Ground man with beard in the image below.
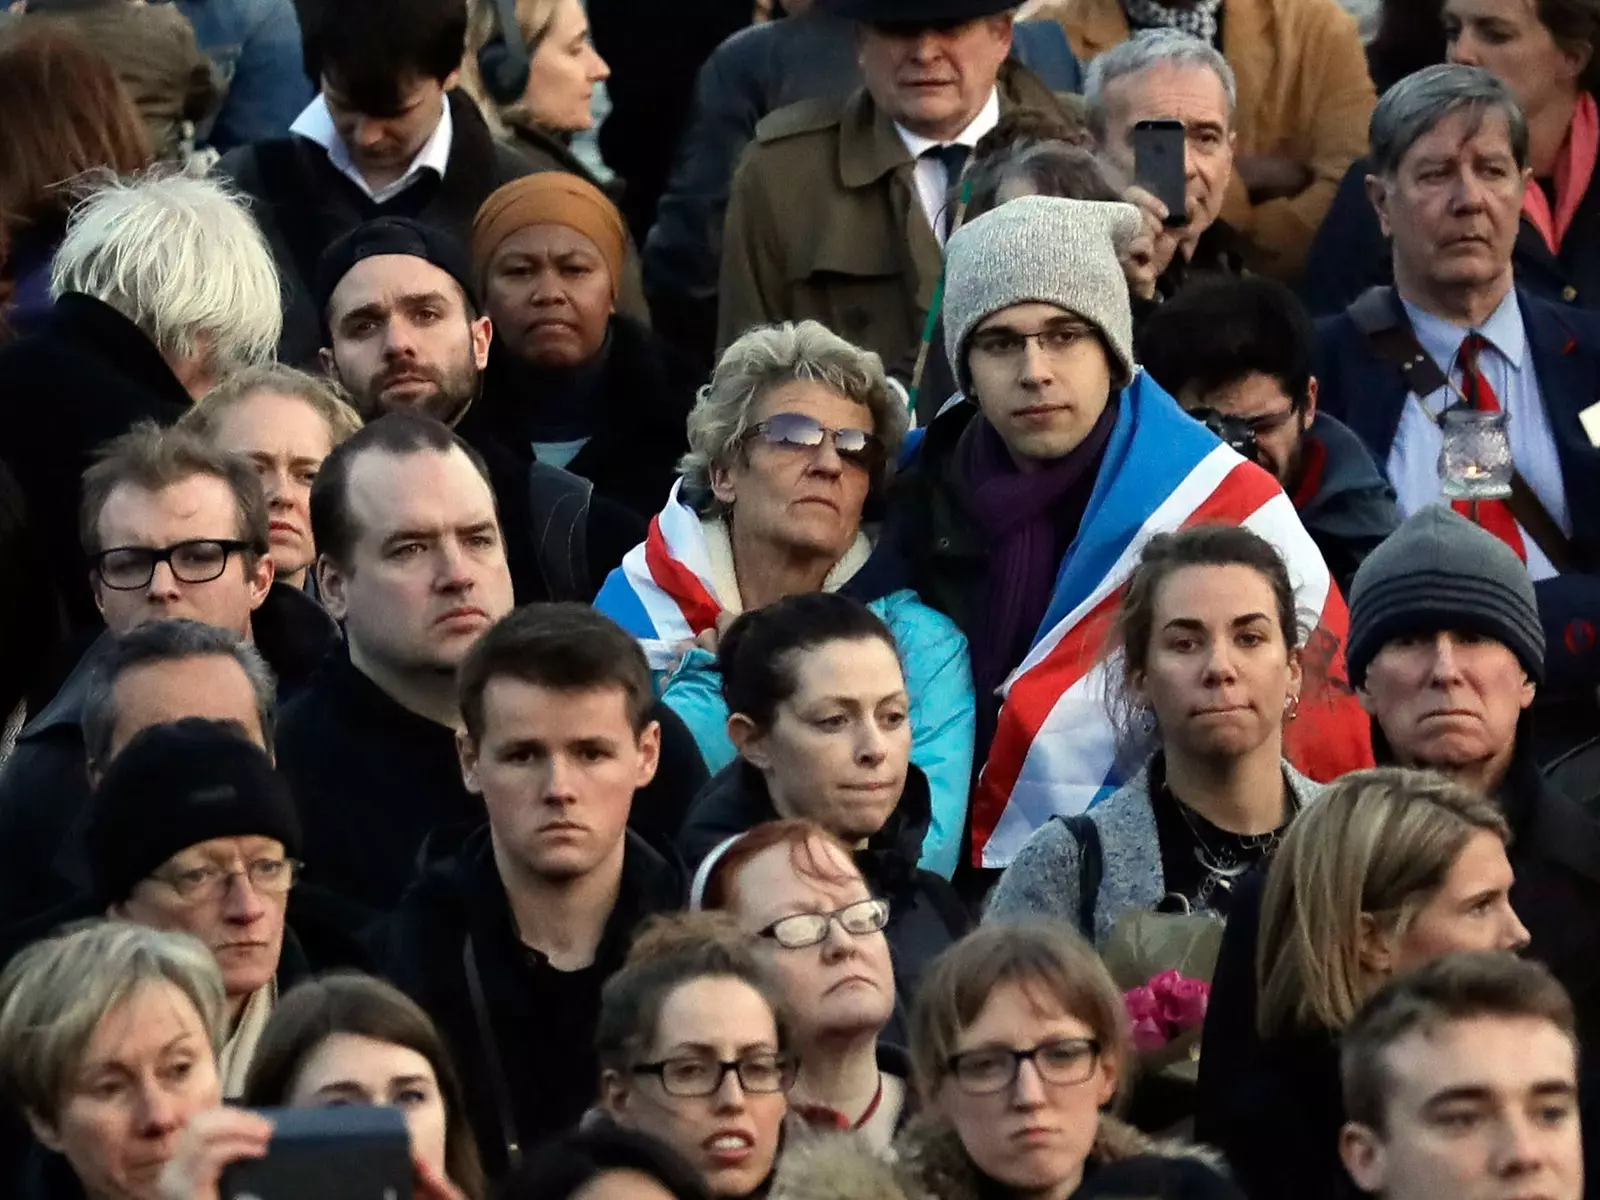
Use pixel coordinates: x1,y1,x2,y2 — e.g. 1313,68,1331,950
315,217,646,603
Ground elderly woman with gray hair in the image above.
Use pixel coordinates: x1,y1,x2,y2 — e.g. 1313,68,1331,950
0,921,227,1200
596,320,976,878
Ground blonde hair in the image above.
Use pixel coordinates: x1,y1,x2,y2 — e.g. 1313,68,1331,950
1256,767,1512,1039
682,321,909,518
461,0,567,139
909,920,1129,1109
50,170,282,377
183,364,364,447
0,921,225,1122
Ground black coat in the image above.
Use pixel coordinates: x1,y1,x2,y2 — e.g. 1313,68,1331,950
0,293,192,702
1301,155,1600,318
678,760,970,1043
276,645,707,916
1292,413,1400,598
218,90,536,367
371,825,686,1179
466,315,700,520
0,583,338,929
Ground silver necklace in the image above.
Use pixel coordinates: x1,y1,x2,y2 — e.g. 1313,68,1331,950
1170,791,1289,906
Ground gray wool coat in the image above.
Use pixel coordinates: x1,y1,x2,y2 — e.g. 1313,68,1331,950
984,759,1325,948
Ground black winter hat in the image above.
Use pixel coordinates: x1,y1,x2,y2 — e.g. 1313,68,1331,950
1346,505,1545,689
87,718,303,905
315,216,477,319
815,0,1019,24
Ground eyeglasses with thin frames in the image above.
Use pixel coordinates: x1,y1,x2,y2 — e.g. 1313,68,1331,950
92,539,258,591
968,321,1098,360
756,897,891,950
742,412,885,474
945,1037,1102,1096
631,1053,796,1098
149,858,302,904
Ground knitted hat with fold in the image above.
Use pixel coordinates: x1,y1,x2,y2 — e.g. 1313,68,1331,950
942,195,1143,394
1347,504,1545,688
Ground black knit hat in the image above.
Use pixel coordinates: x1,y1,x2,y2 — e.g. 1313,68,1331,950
815,0,1018,21
314,216,477,319
1347,505,1545,689
87,719,303,905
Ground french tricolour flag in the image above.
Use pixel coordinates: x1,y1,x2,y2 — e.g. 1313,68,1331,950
971,373,1373,868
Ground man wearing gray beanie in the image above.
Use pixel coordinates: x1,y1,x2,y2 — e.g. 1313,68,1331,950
872,194,1373,885
1347,504,1600,1044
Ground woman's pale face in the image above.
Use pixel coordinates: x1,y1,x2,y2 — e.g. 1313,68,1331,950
1132,564,1301,763
1374,830,1531,978
206,392,335,586
521,0,611,133
736,637,911,841
606,976,787,1198
1444,0,1590,122
729,839,896,1045
709,380,876,569
32,980,222,1200
285,1032,449,1181
935,981,1117,1199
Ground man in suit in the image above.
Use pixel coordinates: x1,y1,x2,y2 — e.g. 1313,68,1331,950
1315,64,1600,584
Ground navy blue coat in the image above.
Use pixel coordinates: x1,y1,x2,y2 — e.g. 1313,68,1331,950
1312,285,1600,572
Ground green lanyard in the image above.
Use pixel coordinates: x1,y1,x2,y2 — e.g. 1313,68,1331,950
907,176,974,415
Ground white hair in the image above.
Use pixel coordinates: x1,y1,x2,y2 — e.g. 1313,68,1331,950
1084,29,1238,140
50,170,282,374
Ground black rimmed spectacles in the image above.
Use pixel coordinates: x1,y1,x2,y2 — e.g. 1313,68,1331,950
631,1053,796,1098
92,539,258,590
757,897,890,950
945,1037,1102,1096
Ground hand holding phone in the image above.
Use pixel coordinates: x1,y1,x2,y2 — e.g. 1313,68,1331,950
1131,119,1189,229
218,1106,413,1200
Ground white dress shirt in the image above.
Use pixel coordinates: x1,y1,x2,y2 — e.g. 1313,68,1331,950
289,94,454,205
1389,289,1571,580
894,89,1001,244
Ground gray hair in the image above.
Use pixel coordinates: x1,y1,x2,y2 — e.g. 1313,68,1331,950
82,618,278,773
0,920,224,1122
681,321,909,519
1084,28,1238,141
1370,64,1530,176
50,170,282,377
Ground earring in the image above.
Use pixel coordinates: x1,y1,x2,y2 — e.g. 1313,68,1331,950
1284,694,1301,722
1138,706,1157,734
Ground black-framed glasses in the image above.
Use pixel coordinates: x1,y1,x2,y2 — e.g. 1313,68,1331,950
757,897,890,950
92,539,258,591
968,321,1097,360
150,858,302,904
945,1037,1102,1096
632,1053,796,1098
745,412,885,473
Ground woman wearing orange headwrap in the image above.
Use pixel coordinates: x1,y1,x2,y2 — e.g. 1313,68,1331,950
464,173,702,520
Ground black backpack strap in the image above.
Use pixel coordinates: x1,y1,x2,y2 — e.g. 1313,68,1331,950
1053,813,1103,940
526,461,593,602
463,935,523,1172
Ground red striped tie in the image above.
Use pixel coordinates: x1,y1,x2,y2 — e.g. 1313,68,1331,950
1451,333,1527,561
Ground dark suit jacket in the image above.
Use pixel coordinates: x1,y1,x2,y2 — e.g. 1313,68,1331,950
1312,285,1600,572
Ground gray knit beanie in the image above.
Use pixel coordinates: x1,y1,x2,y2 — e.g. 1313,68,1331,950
943,195,1142,395
1347,505,1544,688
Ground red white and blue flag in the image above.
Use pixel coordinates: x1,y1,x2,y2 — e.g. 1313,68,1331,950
971,374,1373,868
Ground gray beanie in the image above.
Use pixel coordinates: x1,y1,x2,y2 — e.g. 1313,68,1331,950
1347,505,1544,688
943,195,1142,395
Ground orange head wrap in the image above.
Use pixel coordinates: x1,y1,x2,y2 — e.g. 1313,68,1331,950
472,173,627,299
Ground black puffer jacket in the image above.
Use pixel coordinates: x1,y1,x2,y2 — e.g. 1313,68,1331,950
679,761,970,1043
371,826,685,1181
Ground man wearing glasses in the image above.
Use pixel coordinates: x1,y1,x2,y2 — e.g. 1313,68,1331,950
88,719,308,1095
0,425,337,924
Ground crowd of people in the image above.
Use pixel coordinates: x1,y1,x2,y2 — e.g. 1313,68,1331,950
1,0,1599,1196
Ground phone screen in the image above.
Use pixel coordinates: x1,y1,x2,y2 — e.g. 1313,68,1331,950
1131,119,1189,229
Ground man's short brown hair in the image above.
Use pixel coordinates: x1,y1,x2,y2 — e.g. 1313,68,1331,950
1341,951,1577,1134
458,603,654,740
79,421,269,559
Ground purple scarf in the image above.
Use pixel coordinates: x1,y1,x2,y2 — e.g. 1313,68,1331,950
958,400,1119,703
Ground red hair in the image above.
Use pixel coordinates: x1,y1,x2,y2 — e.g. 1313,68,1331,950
699,819,862,912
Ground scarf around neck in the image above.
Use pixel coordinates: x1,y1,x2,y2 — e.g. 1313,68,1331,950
1123,0,1223,44
1523,91,1600,255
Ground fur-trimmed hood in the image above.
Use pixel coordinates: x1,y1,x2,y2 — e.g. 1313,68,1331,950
770,1114,1236,1200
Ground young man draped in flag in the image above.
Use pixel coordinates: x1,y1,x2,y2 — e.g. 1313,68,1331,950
871,195,1373,876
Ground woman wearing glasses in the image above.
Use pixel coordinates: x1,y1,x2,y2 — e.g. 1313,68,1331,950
697,821,908,1149
466,173,700,520
775,920,1235,1200
597,912,794,1198
596,321,975,880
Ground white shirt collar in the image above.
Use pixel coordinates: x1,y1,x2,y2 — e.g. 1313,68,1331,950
894,87,1001,161
289,93,454,204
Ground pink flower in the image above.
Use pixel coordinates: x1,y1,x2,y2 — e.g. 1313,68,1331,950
1124,984,1161,1024
1130,1015,1169,1052
1153,972,1210,1032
